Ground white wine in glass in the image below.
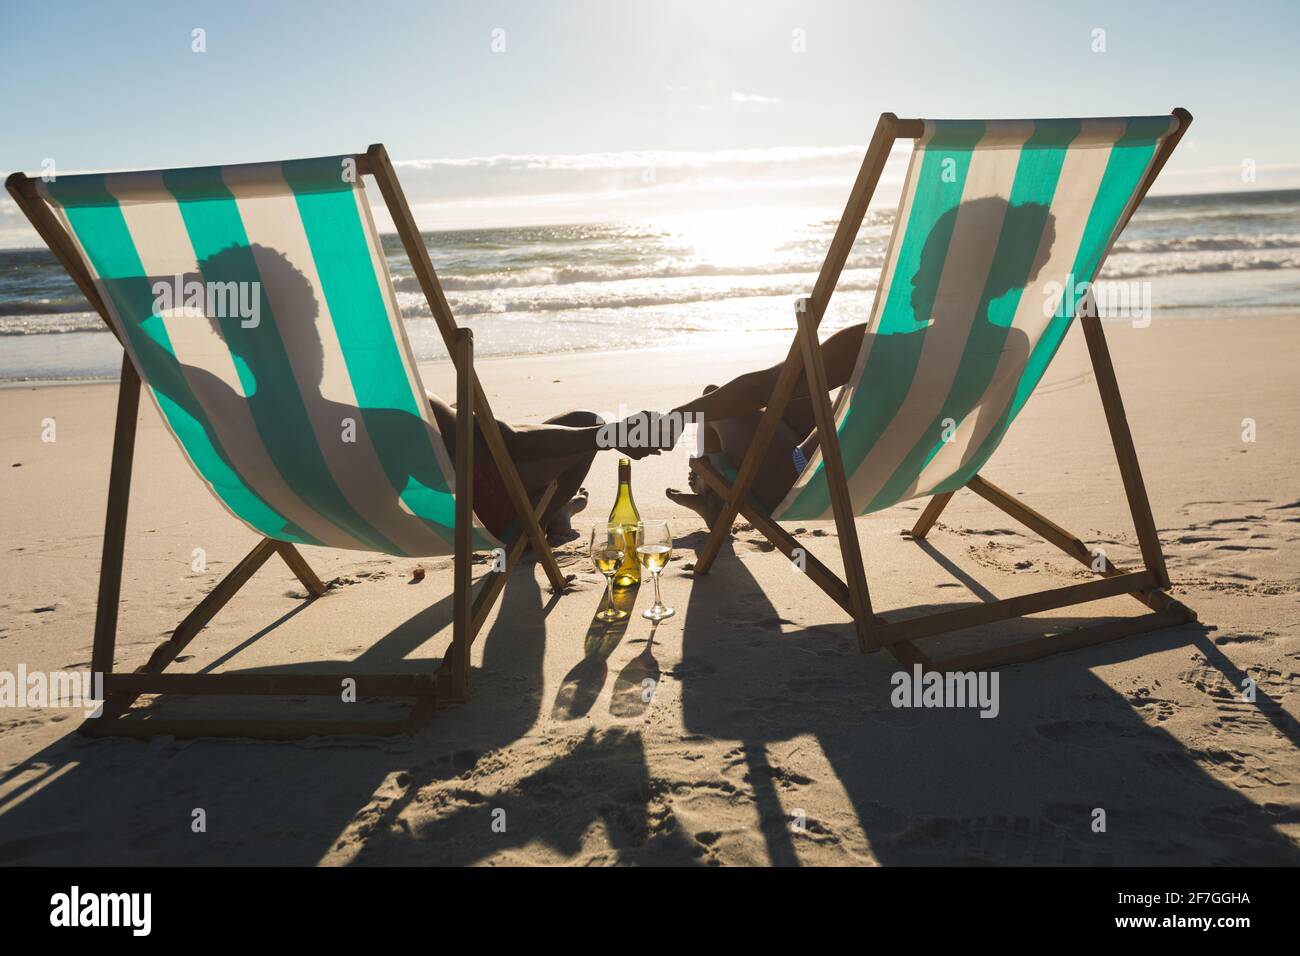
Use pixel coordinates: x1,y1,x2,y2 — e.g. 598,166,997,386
636,520,674,621
590,525,629,621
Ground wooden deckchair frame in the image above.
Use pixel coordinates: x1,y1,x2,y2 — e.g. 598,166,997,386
689,110,1198,671
5,144,569,738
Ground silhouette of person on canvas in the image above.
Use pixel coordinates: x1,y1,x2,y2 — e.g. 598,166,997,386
665,196,1055,522
116,244,654,546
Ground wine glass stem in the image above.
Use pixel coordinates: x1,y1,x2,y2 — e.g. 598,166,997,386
652,570,663,608
605,575,616,608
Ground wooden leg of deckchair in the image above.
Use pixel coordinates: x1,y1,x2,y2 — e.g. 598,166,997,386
86,538,281,728
86,446,532,737
86,558,460,738
476,397,570,593
967,475,1099,567
273,541,326,597
691,456,929,663
87,671,442,739
794,303,875,652
365,142,569,595
876,473,1196,672
695,113,900,577
90,355,140,681
926,602,1195,673
469,483,558,641
1081,313,1170,589
145,539,280,674
428,481,558,723
1068,109,1190,591
692,458,850,612
966,475,1196,616
693,339,805,576
86,532,445,738
965,474,1175,612
909,491,954,540
448,328,475,703
873,570,1157,647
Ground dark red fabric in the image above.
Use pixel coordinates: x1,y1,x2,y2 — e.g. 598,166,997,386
472,456,516,539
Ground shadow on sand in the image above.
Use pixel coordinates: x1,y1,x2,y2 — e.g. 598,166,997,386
0,526,1294,865
0,560,697,865
671,530,1299,865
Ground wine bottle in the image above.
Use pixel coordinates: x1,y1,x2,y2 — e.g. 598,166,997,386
607,457,641,587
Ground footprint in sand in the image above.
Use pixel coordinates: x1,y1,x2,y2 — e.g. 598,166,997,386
1163,498,1300,592
884,806,1115,865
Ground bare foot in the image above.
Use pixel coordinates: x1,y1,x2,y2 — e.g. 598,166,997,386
666,486,724,527
566,487,589,518
545,487,589,545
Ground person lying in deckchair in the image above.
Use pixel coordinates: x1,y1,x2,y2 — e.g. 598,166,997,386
666,197,1050,524
644,111,1191,668
136,243,658,546
8,146,678,736
428,394,658,543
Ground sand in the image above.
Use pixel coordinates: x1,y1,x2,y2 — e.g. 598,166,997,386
0,314,1296,865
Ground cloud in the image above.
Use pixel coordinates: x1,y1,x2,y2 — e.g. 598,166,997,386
6,145,1288,247
373,142,912,231
0,143,904,244
394,144,869,173
1148,161,1300,195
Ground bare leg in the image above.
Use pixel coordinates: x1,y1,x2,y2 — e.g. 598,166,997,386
710,411,803,508
484,410,605,539
430,393,653,463
526,410,601,540
429,395,608,536
667,389,805,524
662,325,863,524
667,323,865,425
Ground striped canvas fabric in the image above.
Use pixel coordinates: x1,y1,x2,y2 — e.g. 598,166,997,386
38,157,501,555
775,115,1177,522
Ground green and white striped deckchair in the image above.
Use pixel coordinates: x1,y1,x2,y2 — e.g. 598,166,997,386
6,145,570,739
691,110,1197,671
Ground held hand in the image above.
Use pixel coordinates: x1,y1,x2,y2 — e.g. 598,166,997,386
618,417,661,459
618,408,681,457
618,443,661,461
602,410,674,459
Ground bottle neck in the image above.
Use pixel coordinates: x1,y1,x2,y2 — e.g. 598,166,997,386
611,461,637,516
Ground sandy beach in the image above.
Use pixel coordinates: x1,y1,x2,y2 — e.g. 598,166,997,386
0,312,1295,865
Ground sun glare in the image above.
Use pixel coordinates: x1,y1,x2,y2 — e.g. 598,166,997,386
660,208,813,270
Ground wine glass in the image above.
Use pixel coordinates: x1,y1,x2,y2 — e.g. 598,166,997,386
636,520,674,621
589,525,629,621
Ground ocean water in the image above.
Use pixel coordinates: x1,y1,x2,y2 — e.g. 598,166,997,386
1,189,1297,383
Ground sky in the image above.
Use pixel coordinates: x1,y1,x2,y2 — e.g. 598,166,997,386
2,0,1298,246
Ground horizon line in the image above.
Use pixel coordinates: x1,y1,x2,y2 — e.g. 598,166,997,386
1,182,1296,254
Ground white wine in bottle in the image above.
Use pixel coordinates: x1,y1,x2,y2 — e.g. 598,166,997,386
608,457,641,587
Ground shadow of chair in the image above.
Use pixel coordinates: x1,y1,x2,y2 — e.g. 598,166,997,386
674,531,1300,866
0,562,576,863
